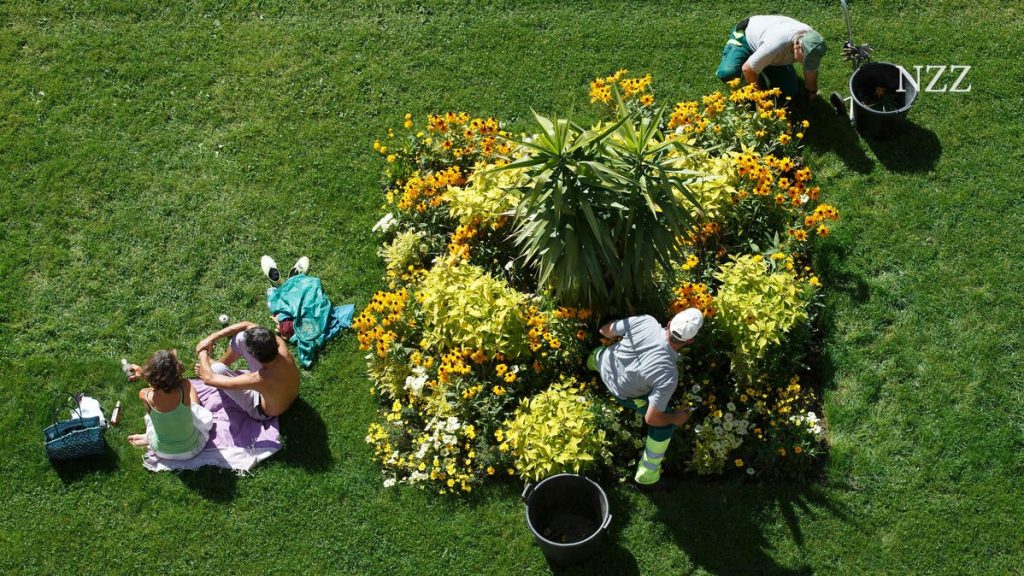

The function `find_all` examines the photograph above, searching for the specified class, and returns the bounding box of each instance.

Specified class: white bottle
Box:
[121,358,133,378]
[218,314,230,325]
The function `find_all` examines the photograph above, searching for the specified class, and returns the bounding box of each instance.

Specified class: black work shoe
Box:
[633,474,679,493]
[830,92,847,118]
[261,255,282,287]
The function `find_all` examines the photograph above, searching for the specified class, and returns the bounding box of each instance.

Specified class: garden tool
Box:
[830,0,873,119]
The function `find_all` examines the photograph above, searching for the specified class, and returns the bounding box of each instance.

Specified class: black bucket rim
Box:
[849,61,917,116]
[523,473,611,549]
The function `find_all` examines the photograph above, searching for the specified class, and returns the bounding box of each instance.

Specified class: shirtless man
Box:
[195,321,299,419]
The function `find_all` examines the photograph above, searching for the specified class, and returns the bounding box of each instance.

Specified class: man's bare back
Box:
[250,336,299,417]
[195,322,300,419]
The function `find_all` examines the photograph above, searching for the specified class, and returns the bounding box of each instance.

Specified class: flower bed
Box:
[360,72,838,493]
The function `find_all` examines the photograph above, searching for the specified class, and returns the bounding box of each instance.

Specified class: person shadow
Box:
[652,478,853,575]
[275,397,333,472]
[795,96,874,175]
[177,465,239,503]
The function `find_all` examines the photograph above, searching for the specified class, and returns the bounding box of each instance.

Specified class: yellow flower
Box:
[492,385,506,396]
[809,276,821,287]
[778,448,787,457]
[779,133,792,145]
[794,446,804,454]
[639,94,654,106]
[486,466,495,475]
[734,459,744,467]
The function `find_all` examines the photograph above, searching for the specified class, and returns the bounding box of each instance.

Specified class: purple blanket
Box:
[143,380,281,472]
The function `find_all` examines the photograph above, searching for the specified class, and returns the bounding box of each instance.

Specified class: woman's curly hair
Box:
[142,350,185,393]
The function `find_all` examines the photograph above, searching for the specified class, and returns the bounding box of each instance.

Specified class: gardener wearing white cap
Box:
[586,308,704,492]
[716,15,828,99]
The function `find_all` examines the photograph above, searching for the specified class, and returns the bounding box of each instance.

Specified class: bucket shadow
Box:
[654,478,852,575]
[177,466,239,503]
[275,397,333,472]
[51,443,120,484]
[863,120,941,173]
[796,96,873,174]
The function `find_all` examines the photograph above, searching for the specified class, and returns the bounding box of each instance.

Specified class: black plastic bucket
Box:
[849,62,917,139]
[522,474,611,566]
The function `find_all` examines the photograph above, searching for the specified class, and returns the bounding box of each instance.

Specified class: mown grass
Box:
[2,1,1022,574]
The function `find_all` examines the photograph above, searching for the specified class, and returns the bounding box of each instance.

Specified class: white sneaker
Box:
[289,256,310,278]
[261,255,283,287]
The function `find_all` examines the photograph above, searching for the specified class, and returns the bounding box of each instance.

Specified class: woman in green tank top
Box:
[127,350,213,460]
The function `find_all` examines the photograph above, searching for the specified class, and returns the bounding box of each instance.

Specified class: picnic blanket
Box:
[142,380,281,473]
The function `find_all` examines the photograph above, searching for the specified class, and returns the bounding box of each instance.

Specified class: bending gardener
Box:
[716,15,827,99]
[588,309,705,492]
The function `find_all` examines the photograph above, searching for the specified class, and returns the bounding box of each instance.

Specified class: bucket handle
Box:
[521,483,533,502]
[601,514,612,532]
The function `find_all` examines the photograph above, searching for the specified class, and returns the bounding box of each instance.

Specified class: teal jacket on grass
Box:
[266,274,354,368]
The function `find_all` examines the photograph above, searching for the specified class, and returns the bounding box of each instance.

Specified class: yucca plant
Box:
[493,98,705,312]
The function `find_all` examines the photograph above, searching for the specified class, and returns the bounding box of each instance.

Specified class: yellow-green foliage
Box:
[715,254,808,374]
[446,161,523,225]
[381,230,426,277]
[670,151,736,222]
[501,379,609,481]
[418,260,529,356]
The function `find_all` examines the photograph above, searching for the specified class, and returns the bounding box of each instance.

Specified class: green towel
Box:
[266,274,333,368]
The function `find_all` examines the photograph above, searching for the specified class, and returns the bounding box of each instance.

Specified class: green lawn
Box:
[2,1,1022,574]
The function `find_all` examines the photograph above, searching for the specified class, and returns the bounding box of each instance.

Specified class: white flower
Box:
[722,420,734,432]
[800,194,810,205]
[403,366,429,397]
[694,425,703,434]
[691,384,701,393]
[372,212,397,233]
[746,467,755,475]
[727,402,736,412]
[806,412,818,423]
[724,412,735,422]
[714,426,724,435]
[383,478,397,488]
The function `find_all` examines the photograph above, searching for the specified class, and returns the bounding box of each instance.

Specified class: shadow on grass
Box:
[863,120,941,173]
[653,478,852,575]
[275,397,333,472]
[177,466,239,502]
[815,240,870,306]
[796,96,874,175]
[51,443,120,484]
